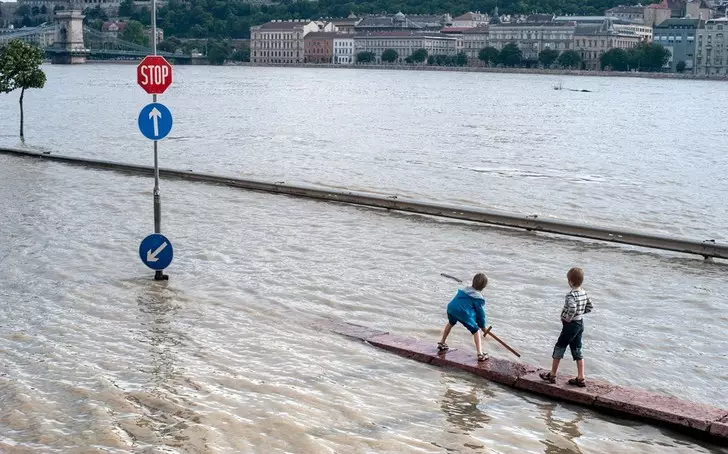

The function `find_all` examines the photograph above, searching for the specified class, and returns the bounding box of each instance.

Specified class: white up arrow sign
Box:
[146,241,168,262]
[149,107,162,138]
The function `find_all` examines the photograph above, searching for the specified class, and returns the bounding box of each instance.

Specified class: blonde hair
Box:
[472,273,488,291]
[567,267,584,287]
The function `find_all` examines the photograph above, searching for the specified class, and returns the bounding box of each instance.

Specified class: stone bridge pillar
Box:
[52,10,89,64]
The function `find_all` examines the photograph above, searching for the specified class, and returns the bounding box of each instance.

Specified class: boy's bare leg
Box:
[576,359,585,380]
[473,332,483,355]
[439,323,453,344]
[550,358,561,376]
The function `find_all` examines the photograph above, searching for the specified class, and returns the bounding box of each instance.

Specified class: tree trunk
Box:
[19,87,25,139]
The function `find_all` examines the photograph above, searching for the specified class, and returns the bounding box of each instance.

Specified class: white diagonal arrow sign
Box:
[149,107,161,138]
[146,241,168,262]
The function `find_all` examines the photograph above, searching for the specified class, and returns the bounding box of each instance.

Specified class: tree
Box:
[357,51,374,63]
[455,51,468,66]
[40,5,47,15]
[600,48,629,71]
[676,60,686,73]
[409,48,428,64]
[121,20,149,46]
[381,48,398,63]
[231,48,250,62]
[119,0,134,17]
[478,46,499,66]
[158,37,182,53]
[538,48,559,68]
[15,5,30,17]
[499,42,522,67]
[627,42,671,72]
[0,40,47,138]
[427,55,435,65]
[557,49,582,69]
[206,39,232,64]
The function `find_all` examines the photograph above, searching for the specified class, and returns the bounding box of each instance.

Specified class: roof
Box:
[440,27,473,33]
[605,5,644,13]
[355,13,450,30]
[305,32,339,39]
[355,31,458,39]
[258,20,312,30]
[102,21,127,32]
[647,0,669,9]
[462,25,490,34]
[574,19,639,36]
[526,14,555,22]
[453,11,486,21]
[654,17,702,27]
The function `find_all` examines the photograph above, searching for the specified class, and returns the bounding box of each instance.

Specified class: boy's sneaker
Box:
[437,342,449,352]
[539,371,556,384]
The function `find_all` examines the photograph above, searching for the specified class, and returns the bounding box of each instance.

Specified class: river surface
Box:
[0,65,727,453]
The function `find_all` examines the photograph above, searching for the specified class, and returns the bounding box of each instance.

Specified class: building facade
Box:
[605,5,646,23]
[355,12,452,33]
[696,17,728,74]
[462,26,489,62]
[573,19,641,70]
[304,31,336,63]
[488,22,576,61]
[653,18,701,71]
[250,20,328,64]
[333,36,355,64]
[354,32,459,63]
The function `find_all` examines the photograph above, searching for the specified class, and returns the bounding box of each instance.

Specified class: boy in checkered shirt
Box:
[539,267,593,387]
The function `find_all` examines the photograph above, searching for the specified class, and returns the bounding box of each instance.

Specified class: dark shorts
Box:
[447,312,479,335]
[552,319,584,361]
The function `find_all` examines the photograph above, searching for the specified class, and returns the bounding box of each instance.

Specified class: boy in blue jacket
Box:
[437,273,490,361]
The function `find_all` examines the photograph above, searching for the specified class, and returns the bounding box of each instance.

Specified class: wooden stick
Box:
[483,325,521,358]
[440,273,462,283]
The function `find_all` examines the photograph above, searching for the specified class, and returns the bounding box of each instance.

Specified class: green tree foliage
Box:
[409,48,428,63]
[144,0,638,41]
[600,47,629,71]
[121,20,149,46]
[557,49,582,68]
[0,40,47,138]
[381,48,399,63]
[231,47,250,62]
[158,37,182,53]
[15,5,31,17]
[456,51,468,66]
[119,0,134,17]
[206,39,232,64]
[676,60,686,73]
[40,5,47,15]
[538,47,559,67]
[478,46,499,65]
[627,42,671,72]
[499,42,522,67]
[357,51,375,63]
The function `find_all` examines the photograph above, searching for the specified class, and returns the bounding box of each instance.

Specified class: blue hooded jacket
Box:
[446,287,487,333]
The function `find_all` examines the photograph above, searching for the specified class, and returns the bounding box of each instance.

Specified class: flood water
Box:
[0,65,727,453]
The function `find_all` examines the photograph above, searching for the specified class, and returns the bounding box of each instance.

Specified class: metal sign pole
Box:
[151,0,166,281]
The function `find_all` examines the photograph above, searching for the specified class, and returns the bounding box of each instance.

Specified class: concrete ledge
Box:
[594,387,728,432]
[330,322,728,444]
[710,416,728,438]
[2,147,727,261]
[515,371,616,405]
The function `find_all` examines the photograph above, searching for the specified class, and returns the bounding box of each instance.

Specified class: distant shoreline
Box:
[80,60,728,81]
[235,62,728,82]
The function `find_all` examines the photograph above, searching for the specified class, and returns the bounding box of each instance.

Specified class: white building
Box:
[451,11,489,28]
[354,32,460,63]
[696,17,728,75]
[250,20,332,64]
[333,36,354,64]
[462,26,489,62]
[614,23,652,41]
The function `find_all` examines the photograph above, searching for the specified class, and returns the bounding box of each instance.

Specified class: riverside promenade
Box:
[328,321,728,444]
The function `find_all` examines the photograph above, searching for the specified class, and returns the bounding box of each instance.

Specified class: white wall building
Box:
[354,32,460,63]
[333,36,354,64]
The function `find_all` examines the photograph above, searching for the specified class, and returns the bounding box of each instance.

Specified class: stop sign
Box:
[137,55,172,95]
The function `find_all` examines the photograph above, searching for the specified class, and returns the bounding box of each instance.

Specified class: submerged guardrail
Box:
[2,147,727,260]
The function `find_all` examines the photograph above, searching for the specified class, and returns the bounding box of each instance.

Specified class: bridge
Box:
[0,11,203,64]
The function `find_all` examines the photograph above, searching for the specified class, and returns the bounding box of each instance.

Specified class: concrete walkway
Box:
[328,321,728,444]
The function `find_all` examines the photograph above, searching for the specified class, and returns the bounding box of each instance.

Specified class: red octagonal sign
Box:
[137,55,172,95]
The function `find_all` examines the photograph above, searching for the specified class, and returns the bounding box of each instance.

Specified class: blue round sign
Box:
[138,102,173,141]
[139,233,173,270]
